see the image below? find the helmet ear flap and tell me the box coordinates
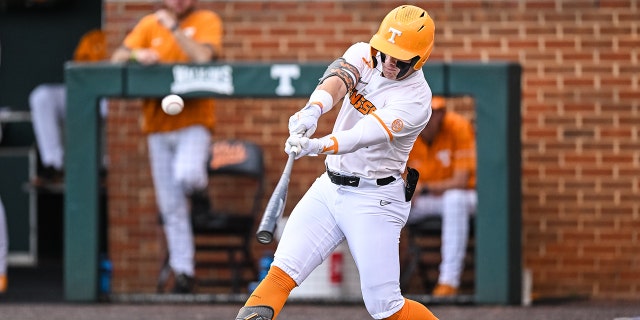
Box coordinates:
[413,42,433,70]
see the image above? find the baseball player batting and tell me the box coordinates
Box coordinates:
[234,5,439,320]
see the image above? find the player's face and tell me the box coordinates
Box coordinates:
[164,0,197,17]
[380,52,415,80]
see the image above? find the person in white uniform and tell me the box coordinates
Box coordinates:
[1,40,9,295]
[29,84,108,182]
[406,96,477,297]
[234,5,439,320]
[0,196,7,294]
[29,29,107,184]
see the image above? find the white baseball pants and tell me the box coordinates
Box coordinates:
[0,196,7,275]
[29,83,108,170]
[408,189,477,288]
[273,173,409,319]
[147,125,211,276]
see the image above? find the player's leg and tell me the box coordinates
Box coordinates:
[173,125,211,218]
[338,181,437,320]
[98,98,109,170]
[28,83,66,175]
[0,196,7,293]
[148,132,195,290]
[339,188,405,318]
[437,189,476,292]
[384,298,438,320]
[238,175,344,320]
[236,266,295,320]
[171,125,211,291]
[173,125,210,192]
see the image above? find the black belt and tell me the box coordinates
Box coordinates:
[327,169,395,187]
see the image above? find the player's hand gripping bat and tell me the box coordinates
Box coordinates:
[256,147,298,244]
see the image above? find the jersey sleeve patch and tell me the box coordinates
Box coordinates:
[391,119,404,133]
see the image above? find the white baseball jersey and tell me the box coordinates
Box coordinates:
[324,42,432,179]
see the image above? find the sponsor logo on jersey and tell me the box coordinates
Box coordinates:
[349,89,377,115]
[362,57,374,68]
[380,200,392,206]
[321,136,339,154]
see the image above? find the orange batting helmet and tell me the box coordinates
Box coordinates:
[369,5,435,70]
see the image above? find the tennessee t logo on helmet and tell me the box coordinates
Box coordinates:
[387,27,402,43]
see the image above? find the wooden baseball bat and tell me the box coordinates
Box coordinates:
[256,148,297,244]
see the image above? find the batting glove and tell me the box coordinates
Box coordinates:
[288,104,321,137]
[285,135,322,159]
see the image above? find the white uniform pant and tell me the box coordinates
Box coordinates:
[0,196,7,275]
[29,83,108,170]
[273,173,408,319]
[408,189,477,288]
[147,125,211,276]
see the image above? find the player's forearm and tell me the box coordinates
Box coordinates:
[111,47,132,63]
[316,116,388,155]
[315,76,347,110]
[173,31,217,63]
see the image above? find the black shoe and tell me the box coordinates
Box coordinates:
[30,166,64,192]
[32,166,64,186]
[172,273,195,294]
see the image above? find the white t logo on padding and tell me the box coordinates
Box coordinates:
[387,27,402,43]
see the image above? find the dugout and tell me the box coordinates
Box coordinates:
[64,61,522,305]
[0,0,102,272]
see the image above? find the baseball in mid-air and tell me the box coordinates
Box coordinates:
[161,94,184,115]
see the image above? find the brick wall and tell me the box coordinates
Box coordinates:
[103,0,640,300]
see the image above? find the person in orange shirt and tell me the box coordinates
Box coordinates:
[407,96,477,297]
[111,0,222,293]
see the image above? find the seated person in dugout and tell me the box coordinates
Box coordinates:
[406,96,477,297]
[29,29,107,185]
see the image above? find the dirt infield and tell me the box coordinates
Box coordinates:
[1,300,639,320]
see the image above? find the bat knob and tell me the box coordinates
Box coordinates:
[256,230,273,244]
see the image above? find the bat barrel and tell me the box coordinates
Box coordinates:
[255,152,296,245]
[256,193,285,244]
[256,230,273,244]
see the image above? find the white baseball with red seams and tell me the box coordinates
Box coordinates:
[161,94,184,115]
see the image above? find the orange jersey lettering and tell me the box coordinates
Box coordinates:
[349,90,377,115]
